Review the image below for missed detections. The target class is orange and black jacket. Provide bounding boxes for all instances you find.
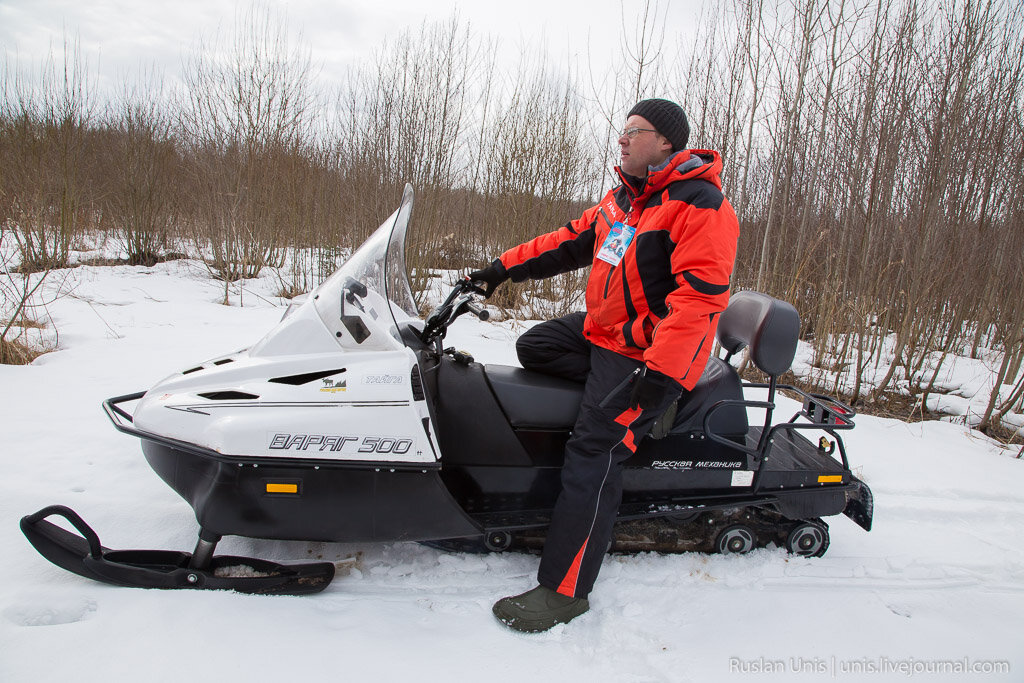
[498,150,739,390]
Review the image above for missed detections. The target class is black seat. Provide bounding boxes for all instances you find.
[484,366,583,429]
[485,291,797,438]
[667,356,747,437]
[484,357,747,437]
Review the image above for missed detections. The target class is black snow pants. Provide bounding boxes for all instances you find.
[516,312,682,598]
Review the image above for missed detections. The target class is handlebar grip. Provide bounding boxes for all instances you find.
[467,303,489,321]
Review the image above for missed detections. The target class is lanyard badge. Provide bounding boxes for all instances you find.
[596,221,636,267]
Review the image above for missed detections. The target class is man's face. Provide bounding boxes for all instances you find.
[618,115,674,178]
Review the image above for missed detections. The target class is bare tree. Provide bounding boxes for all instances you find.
[179,5,316,289]
[98,70,178,266]
[1,38,96,273]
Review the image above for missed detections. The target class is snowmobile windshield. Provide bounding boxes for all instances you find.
[310,184,419,351]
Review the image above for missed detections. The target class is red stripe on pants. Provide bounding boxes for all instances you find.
[556,536,590,597]
[614,406,642,452]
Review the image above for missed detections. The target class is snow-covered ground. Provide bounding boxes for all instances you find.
[791,330,1024,438]
[1,257,1021,683]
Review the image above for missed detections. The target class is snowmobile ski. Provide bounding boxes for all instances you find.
[21,505,335,595]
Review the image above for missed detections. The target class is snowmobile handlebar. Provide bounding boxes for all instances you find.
[419,280,489,344]
[466,302,489,322]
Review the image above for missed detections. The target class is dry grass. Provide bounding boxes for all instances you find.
[274,282,307,300]
[1,314,50,364]
[0,336,46,365]
[12,316,47,330]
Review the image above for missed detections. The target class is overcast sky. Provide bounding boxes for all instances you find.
[0,0,705,100]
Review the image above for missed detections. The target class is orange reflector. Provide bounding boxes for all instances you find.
[817,475,843,483]
[266,482,299,494]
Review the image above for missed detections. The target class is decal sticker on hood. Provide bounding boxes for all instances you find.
[269,432,415,456]
[362,374,404,385]
[320,378,347,393]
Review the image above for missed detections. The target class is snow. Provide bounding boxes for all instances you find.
[792,333,1024,437]
[2,257,1022,683]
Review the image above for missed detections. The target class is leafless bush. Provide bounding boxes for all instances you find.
[0,269,48,365]
[96,72,178,265]
[332,17,599,314]
[0,221,63,364]
[466,56,599,317]
[0,40,97,272]
[179,5,317,288]
[334,17,478,304]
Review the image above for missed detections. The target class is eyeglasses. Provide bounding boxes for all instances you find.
[620,127,658,139]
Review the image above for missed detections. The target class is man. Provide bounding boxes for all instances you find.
[469,98,739,632]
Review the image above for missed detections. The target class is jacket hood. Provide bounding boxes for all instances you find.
[617,149,725,202]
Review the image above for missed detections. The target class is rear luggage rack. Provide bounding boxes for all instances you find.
[703,380,856,493]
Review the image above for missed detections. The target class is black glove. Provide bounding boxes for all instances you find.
[628,367,682,411]
[467,259,509,298]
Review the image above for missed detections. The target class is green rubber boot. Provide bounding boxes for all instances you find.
[492,585,590,632]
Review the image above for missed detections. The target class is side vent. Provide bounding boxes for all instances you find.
[198,391,260,400]
[410,365,425,401]
[183,358,234,374]
[269,368,346,386]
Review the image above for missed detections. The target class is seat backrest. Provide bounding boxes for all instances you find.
[716,291,800,377]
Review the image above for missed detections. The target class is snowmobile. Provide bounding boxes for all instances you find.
[21,185,873,595]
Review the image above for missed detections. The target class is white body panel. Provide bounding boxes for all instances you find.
[131,187,438,465]
[133,346,437,464]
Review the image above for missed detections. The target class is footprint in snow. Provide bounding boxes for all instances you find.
[885,602,912,618]
[2,597,97,627]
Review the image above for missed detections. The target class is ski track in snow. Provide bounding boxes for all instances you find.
[1,260,1021,683]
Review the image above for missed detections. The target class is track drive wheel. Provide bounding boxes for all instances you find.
[786,520,830,557]
[484,530,513,552]
[715,524,756,554]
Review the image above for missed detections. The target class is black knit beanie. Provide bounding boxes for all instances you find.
[628,98,690,151]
